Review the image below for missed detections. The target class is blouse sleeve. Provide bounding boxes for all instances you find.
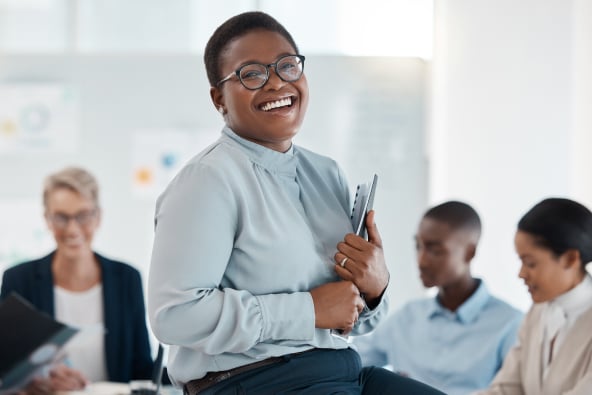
[148,162,315,355]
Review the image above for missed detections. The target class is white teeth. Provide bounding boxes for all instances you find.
[261,97,292,111]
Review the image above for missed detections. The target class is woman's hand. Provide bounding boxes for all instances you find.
[310,281,365,335]
[334,210,389,307]
[25,364,88,395]
[49,364,88,391]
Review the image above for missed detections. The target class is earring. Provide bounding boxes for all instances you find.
[218,107,225,115]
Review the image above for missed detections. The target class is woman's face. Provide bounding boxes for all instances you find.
[211,29,309,152]
[515,230,581,303]
[45,188,100,260]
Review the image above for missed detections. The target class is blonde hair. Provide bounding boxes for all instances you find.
[43,166,100,209]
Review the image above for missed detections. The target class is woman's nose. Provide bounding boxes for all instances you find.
[263,67,285,90]
[518,265,527,279]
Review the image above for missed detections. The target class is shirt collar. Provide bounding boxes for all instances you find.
[427,279,490,324]
[222,126,298,176]
[551,273,592,319]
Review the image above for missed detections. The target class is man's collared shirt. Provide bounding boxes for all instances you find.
[354,280,523,395]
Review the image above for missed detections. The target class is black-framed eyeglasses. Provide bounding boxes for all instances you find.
[48,209,97,229]
[217,54,305,90]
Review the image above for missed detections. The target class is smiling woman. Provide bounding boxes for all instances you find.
[475,198,592,395]
[0,166,154,393]
[147,11,443,395]
[208,28,308,152]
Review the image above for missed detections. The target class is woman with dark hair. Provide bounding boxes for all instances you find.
[148,10,443,395]
[475,198,592,394]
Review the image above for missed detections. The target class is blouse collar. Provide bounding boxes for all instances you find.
[222,126,297,176]
[551,273,592,319]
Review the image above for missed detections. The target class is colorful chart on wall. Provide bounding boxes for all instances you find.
[131,129,219,199]
[0,84,79,154]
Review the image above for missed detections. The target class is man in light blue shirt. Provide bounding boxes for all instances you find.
[354,201,523,395]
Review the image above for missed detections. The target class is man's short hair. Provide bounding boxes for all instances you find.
[423,201,481,238]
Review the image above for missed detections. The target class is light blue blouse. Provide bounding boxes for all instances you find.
[148,127,388,385]
[353,280,523,395]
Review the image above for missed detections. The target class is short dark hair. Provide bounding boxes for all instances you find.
[204,11,300,87]
[423,201,482,237]
[518,197,592,267]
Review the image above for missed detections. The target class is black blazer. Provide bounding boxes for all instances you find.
[0,251,154,382]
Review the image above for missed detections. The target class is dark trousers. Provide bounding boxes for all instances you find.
[198,348,446,395]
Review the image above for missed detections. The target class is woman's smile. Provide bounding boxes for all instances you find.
[258,95,295,112]
[212,30,309,152]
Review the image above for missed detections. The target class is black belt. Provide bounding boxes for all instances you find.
[183,349,315,395]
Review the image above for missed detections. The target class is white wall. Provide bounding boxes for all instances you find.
[431,0,592,311]
[572,0,592,208]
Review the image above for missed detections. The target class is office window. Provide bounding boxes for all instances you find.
[77,0,194,52]
[261,0,433,57]
[0,0,432,57]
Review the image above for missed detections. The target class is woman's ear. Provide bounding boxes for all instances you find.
[210,87,225,115]
[560,249,581,271]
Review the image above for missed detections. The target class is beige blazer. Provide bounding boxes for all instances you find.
[474,304,592,395]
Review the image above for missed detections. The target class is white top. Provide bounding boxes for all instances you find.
[541,274,592,378]
[54,284,108,382]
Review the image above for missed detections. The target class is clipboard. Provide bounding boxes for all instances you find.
[0,293,78,394]
[350,174,378,238]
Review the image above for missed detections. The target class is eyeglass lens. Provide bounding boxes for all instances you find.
[50,210,96,228]
[239,55,304,90]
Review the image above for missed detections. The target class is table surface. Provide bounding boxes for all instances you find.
[55,382,182,395]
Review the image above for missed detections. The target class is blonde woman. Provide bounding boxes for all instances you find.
[1,167,153,393]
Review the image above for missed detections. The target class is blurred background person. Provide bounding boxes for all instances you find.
[355,201,523,395]
[1,166,153,393]
[475,198,592,395]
